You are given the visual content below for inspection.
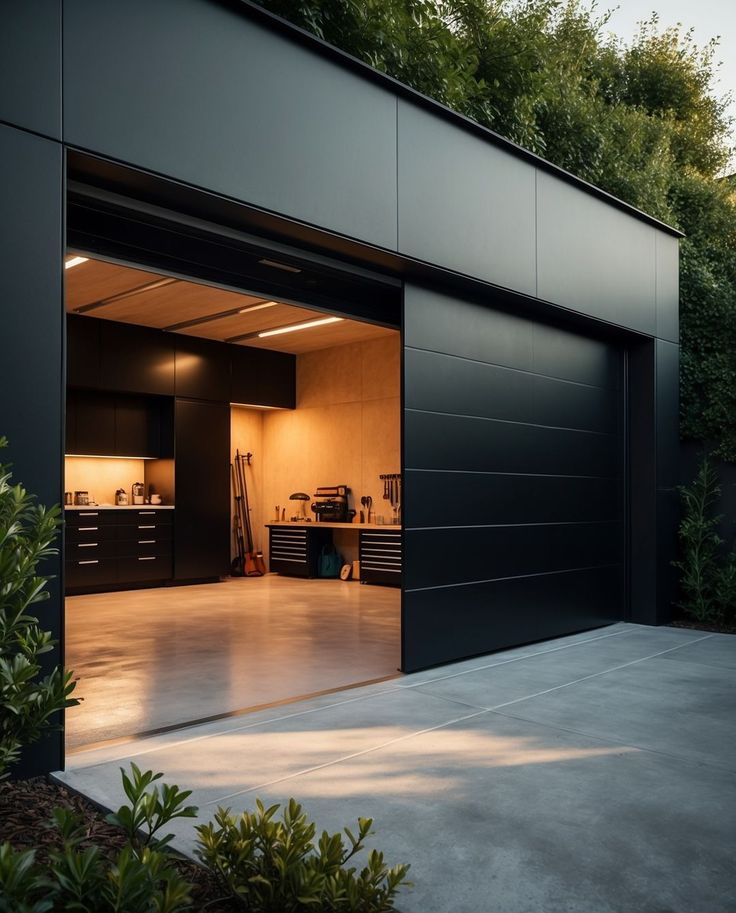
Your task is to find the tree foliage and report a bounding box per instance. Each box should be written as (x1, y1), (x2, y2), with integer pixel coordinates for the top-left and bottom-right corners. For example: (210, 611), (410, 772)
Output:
(258, 0), (736, 458)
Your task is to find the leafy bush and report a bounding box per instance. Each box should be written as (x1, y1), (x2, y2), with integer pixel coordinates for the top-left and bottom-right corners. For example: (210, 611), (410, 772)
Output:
(674, 457), (736, 625)
(0, 764), (196, 913)
(196, 798), (411, 912)
(0, 437), (77, 778)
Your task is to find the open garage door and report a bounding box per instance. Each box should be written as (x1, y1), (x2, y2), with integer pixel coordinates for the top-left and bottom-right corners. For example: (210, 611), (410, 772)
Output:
(402, 285), (626, 671)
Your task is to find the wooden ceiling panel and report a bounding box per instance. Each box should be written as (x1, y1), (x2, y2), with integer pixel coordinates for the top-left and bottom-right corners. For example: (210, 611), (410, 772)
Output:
(84, 282), (267, 328)
(176, 303), (316, 340)
(65, 258), (165, 309)
(65, 255), (398, 354)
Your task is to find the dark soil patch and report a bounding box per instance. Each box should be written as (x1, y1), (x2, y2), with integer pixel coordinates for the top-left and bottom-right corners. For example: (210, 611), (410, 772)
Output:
(0, 777), (231, 910)
(670, 619), (736, 635)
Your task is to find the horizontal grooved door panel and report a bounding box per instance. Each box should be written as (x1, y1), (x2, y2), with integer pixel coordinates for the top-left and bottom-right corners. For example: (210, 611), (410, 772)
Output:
(405, 410), (618, 477)
(402, 566), (623, 671)
(403, 524), (622, 590)
(404, 470), (622, 527)
(405, 348), (617, 432)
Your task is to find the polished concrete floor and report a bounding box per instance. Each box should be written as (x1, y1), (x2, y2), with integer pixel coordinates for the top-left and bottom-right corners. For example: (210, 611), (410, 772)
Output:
(59, 623), (736, 912)
(65, 576), (400, 750)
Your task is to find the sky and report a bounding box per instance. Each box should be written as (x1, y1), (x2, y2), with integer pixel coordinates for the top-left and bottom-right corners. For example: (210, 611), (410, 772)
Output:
(602, 0), (736, 142)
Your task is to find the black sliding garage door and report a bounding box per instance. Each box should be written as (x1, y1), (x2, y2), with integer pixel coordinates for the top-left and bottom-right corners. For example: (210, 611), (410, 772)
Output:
(402, 285), (626, 671)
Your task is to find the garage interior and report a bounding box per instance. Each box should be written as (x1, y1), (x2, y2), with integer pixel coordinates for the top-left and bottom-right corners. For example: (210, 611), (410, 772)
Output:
(63, 251), (402, 751)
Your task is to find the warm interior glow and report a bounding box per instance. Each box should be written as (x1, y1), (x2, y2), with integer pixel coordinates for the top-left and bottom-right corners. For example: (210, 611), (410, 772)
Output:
(64, 456), (148, 505)
(239, 301), (279, 315)
(230, 403), (287, 410)
(65, 256), (89, 270)
(258, 316), (343, 338)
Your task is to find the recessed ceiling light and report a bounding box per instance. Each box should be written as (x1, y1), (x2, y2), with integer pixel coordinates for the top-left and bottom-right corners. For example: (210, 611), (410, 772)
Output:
(257, 316), (343, 338)
(257, 258), (302, 274)
(239, 301), (279, 314)
(65, 256), (89, 270)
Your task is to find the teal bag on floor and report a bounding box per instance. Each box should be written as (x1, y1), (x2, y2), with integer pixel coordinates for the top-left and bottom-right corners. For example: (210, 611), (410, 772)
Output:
(318, 544), (342, 578)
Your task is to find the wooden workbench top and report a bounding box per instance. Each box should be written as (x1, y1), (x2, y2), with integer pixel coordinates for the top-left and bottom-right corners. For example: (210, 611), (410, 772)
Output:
(265, 521), (401, 531)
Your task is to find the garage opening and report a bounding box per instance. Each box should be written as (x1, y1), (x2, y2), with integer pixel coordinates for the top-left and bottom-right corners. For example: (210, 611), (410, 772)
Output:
(63, 206), (402, 752)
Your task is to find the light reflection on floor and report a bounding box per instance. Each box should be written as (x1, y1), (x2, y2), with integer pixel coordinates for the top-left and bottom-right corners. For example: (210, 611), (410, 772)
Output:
(65, 575), (400, 750)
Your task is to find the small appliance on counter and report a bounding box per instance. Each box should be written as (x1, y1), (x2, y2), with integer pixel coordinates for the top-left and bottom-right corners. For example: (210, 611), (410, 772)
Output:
(64, 492), (73, 506)
(289, 492), (310, 521)
(150, 493), (163, 505)
(115, 488), (129, 506)
(131, 482), (145, 505)
(311, 485), (354, 523)
(73, 490), (90, 506)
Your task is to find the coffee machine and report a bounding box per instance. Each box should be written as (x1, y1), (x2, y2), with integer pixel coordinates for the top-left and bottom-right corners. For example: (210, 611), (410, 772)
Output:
(310, 485), (354, 523)
(131, 482), (145, 505)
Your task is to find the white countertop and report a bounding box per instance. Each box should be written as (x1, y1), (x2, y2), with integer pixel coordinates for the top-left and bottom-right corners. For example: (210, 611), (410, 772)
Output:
(65, 505), (175, 510)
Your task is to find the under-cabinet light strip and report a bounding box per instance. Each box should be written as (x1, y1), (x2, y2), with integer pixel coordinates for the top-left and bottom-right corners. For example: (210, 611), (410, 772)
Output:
(65, 454), (157, 460)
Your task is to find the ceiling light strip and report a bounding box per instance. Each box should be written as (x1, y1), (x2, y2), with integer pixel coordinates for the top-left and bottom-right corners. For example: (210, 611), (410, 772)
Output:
(226, 315), (343, 344)
(74, 277), (179, 314)
(65, 256), (89, 270)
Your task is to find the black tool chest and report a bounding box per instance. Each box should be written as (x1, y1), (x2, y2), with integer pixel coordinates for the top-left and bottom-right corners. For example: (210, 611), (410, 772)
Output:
(268, 525), (331, 578)
(359, 529), (402, 586)
(65, 508), (173, 592)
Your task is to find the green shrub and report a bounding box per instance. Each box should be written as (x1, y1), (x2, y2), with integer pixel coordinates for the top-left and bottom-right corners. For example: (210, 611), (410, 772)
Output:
(674, 457), (736, 625)
(0, 437), (78, 778)
(0, 764), (196, 913)
(196, 798), (411, 912)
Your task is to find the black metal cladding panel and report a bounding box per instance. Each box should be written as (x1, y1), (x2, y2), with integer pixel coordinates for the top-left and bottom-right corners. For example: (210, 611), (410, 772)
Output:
(405, 410), (618, 477)
(402, 565), (623, 672)
(404, 523), (622, 590)
(536, 171), (656, 334)
(0, 0), (61, 138)
(405, 471), (622, 527)
(0, 125), (63, 775)
(62, 0), (398, 250)
(656, 233), (680, 343)
(404, 349), (617, 432)
(397, 100), (536, 295)
(655, 340), (680, 491)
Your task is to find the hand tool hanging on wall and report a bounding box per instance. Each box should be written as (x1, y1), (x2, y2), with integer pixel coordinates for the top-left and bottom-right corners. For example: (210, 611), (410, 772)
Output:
(230, 462), (246, 576)
(236, 450), (266, 576)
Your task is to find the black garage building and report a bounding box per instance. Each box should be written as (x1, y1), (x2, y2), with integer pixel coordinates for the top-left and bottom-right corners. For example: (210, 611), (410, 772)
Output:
(1, 0), (680, 773)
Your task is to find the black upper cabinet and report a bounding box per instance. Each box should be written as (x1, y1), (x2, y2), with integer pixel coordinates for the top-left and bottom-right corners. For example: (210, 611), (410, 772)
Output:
(231, 345), (296, 408)
(66, 389), (172, 458)
(68, 391), (116, 455)
(67, 315), (101, 389)
(99, 321), (176, 396)
(175, 335), (230, 402)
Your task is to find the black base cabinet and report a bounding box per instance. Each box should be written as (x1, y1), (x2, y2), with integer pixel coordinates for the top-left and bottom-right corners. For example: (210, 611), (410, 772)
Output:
(268, 526), (332, 577)
(65, 508), (173, 593)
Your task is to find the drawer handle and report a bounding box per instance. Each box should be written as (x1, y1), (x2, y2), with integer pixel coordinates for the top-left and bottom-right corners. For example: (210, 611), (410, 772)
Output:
(78, 559), (99, 566)
(138, 525), (156, 529)
(77, 542), (98, 548)
(138, 556), (156, 561)
(78, 526), (98, 531)
(138, 511), (156, 515)
(79, 512), (98, 517)
(138, 539), (156, 544)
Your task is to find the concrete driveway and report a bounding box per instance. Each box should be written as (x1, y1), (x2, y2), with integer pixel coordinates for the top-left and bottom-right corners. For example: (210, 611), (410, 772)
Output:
(56, 623), (736, 913)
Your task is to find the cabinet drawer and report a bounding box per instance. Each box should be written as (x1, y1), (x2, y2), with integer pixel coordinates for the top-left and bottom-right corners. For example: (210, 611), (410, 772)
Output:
(66, 523), (117, 543)
(65, 509), (117, 527)
(118, 555), (173, 583)
(117, 536), (172, 558)
(66, 540), (119, 560)
(65, 557), (116, 588)
(117, 509), (173, 526)
(359, 530), (402, 587)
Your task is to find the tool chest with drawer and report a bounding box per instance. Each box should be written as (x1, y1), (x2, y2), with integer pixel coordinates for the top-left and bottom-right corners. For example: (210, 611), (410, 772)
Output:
(359, 529), (402, 587)
(65, 508), (174, 592)
(268, 525), (332, 578)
